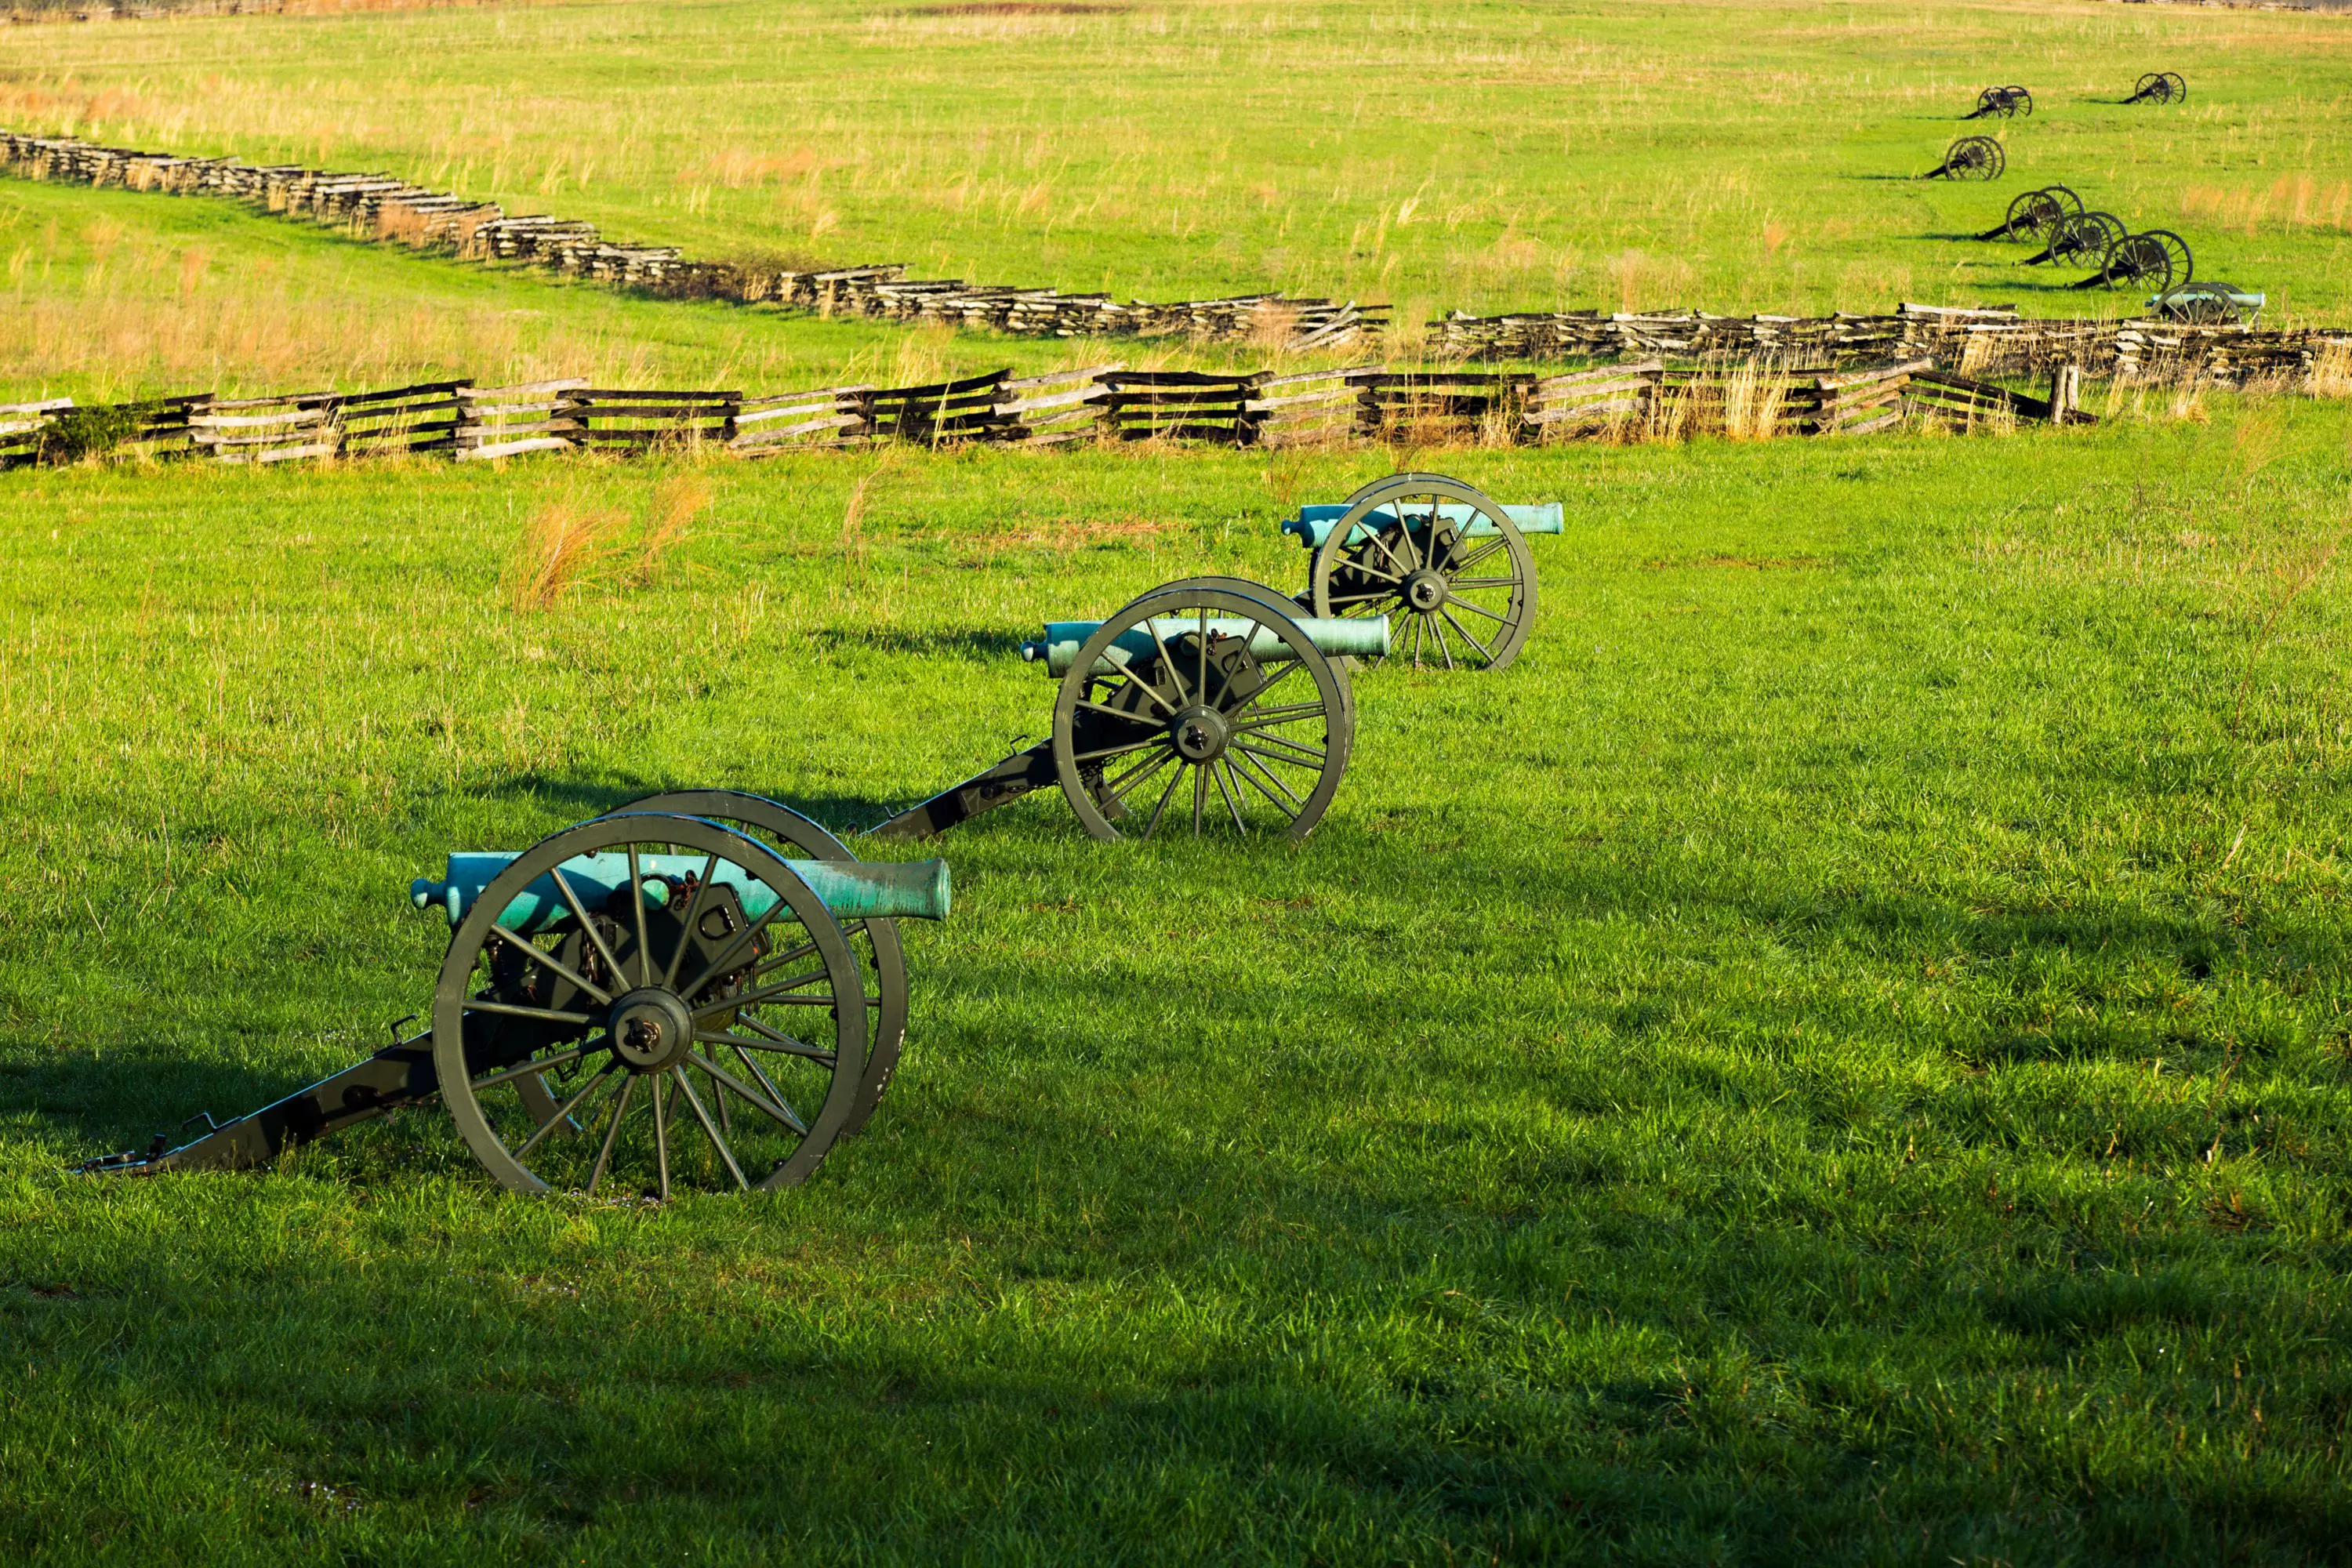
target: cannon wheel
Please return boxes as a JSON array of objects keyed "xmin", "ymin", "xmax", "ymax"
[
  {"xmin": 610, "ymin": 790, "xmax": 906, "ymax": 1140},
  {"xmin": 2103, "ymin": 233, "xmax": 2175, "ymax": 292},
  {"xmin": 1972, "ymin": 86, "xmax": 2004, "ymax": 118},
  {"xmin": 2050, "ymin": 210, "xmax": 2124, "ymax": 267},
  {"xmin": 2005, "ymin": 85, "xmax": 2034, "ymax": 118},
  {"xmin": 2163, "ymin": 72, "xmax": 2187, "ymax": 103},
  {"xmin": 2045, "ymin": 183, "xmax": 2084, "ymax": 216},
  {"xmin": 1052, "ymin": 585, "xmax": 1353, "ymax": 841},
  {"xmin": 2004, "ymin": 187, "xmax": 2063, "ymax": 240},
  {"xmin": 1307, "ymin": 474, "xmax": 1535, "ymax": 672},
  {"xmin": 2158, "ymin": 282, "xmax": 2249, "ymax": 325},
  {"xmin": 2133, "ymin": 72, "xmax": 2164, "ymax": 103},
  {"xmin": 2140, "ymin": 230, "xmax": 2193, "ymax": 288},
  {"xmin": 1945, "ymin": 136, "xmax": 2004, "ymax": 180},
  {"xmin": 433, "ymin": 812, "xmax": 866, "ymax": 1197}
]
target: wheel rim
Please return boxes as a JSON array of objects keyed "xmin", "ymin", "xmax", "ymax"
[
  {"xmin": 609, "ymin": 790, "xmax": 907, "ymax": 1139},
  {"xmin": 1052, "ymin": 586, "xmax": 1353, "ymax": 841},
  {"xmin": 1308, "ymin": 474, "xmax": 1536, "ymax": 672},
  {"xmin": 2142, "ymin": 230, "xmax": 2194, "ymax": 288},
  {"xmin": 431, "ymin": 813, "xmax": 866, "ymax": 1197}
]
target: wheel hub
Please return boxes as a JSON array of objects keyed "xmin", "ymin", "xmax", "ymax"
[
  {"xmin": 1167, "ymin": 705, "xmax": 1230, "ymax": 763},
  {"xmin": 1403, "ymin": 568, "xmax": 1451, "ymax": 613},
  {"xmin": 607, "ymin": 987, "xmax": 695, "ymax": 1073}
]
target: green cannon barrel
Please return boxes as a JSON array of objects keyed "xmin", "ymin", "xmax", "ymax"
[
  {"xmin": 1019, "ymin": 615, "xmax": 1390, "ymax": 677},
  {"xmin": 1281, "ymin": 501, "xmax": 1563, "ymax": 550},
  {"xmin": 412, "ymin": 851, "xmax": 951, "ymax": 936}
]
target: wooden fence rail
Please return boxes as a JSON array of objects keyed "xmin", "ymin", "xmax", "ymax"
[{"xmin": 0, "ymin": 359, "xmax": 2091, "ymax": 472}]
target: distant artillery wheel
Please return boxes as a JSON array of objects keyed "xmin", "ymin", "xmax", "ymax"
[
  {"xmin": 2163, "ymin": 73, "xmax": 2187, "ymax": 103},
  {"xmin": 433, "ymin": 812, "xmax": 868, "ymax": 1197},
  {"xmin": 2002, "ymin": 187, "xmax": 2067, "ymax": 240},
  {"xmin": 2102, "ymin": 230, "xmax": 2190, "ymax": 292},
  {"xmin": 2045, "ymin": 183, "xmax": 2084, "ymax": 217},
  {"xmin": 2153, "ymin": 281, "xmax": 2256, "ymax": 325},
  {"xmin": 612, "ymin": 790, "xmax": 906, "ymax": 1139},
  {"xmin": 2047, "ymin": 210, "xmax": 2125, "ymax": 268},
  {"xmin": 1937, "ymin": 136, "xmax": 2005, "ymax": 181},
  {"xmin": 1308, "ymin": 474, "xmax": 1536, "ymax": 673},
  {"xmin": 1051, "ymin": 585, "xmax": 1353, "ymax": 841},
  {"xmin": 2132, "ymin": 72, "xmax": 2168, "ymax": 103},
  {"xmin": 2003, "ymin": 85, "xmax": 2034, "ymax": 118},
  {"xmin": 1970, "ymin": 86, "xmax": 2007, "ymax": 118}
]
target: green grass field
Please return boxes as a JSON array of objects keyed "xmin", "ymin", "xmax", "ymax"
[
  {"xmin": 5, "ymin": 0, "xmax": 2352, "ymax": 1562},
  {"xmin": 4, "ymin": 412, "xmax": 2351, "ymax": 1561}
]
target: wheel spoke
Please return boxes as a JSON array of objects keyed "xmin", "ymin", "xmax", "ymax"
[
  {"xmin": 626, "ymin": 845, "xmax": 655, "ymax": 988},
  {"xmin": 746, "ymin": 937, "xmax": 822, "ymax": 982},
  {"xmin": 513, "ymin": 1063, "xmax": 621, "ymax": 1160},
  {"xmin": 1450, "ymin": 535, "xmax": 1508, "ymax": 573},
  {"xmin": 470, "ymin": 1043, "xmax": 593, "ymax": 1093},
  {"xmin": 1450, "ymin": 598, "xmax": 1513, "ymax": 625},
  {"xmin": 550, "ymin": 866, "xmax": 627, "ymax": 989},
  {"xmin": 651, "ymin": 1070, "xmax": 671, "ymax": 1200},
  {"xmin": 1073, "ymin": 699, "xmax": 1162, "ymax": 726},
  {"xmin": 695, "ymin": 966, "xmax": 833, "ymax": 1019},
  {"xmin": 1229, "ymin": 749, "xmax": 1305, "ymax": 816},
  {"xmin": 1140, "ymin": 617, "xmax": 1189, "ymax": 708},
  {"xmin": 685, "ymin": 1050, "xmax": 804, "ymax": 1137},
  {"xmin": 1226, "ymin": 656, "xmax": 1305, "ymax": 720},
  {"xmin": 586, "ymin": 1073, "xmax": 636, "ymax": 1196},
  {"xmin": 1073, "ymin": 734, "xmax": 1164, "ymax": 764},
  {"xmin": 1230, "ymin": 701, "xmax": 1327, "ymax": 735},
  {"xmin": 1432, "ymin": 616, "xmax": 1458, "ymax": 671},
  {"xmin": 730, "ymin": 1043, "xmax": 809, "ymax": 1135},
  {"xmin": 677, "ymin": 887, "xmax": 798, "ymax": 1002},
  {"xmin": 461, "ymin": 999, "xmax": 597, "ymax": 1029},
  {"xmin": 670, "ymin": 1067, "xmax": 749, "ymax": 1191},
  {"xmin": 1140, "ymin": 760, "xmax": 1185, "ymax": 840},
  {"xmin": 483, "ymin": 923, "xmax": 612, "ymax": 1007},
  {"xmin": 704, "ymin": 1023, "xmax": 837, "ymax": 1065},
  {"xmin": 1106, "ymin": 748, "xmax": 1178, "ymax": 808},
  {"xmin": 1441, "ymin": 606, "xmax": 1496, "ymax": 663},
  {"xmin": 1235, "ymin": 732, "xmax": 1326, "ymax": 767},
  {"xmin": 1213, "ymin": 759, "xmax": 1247, "ymax": 833},
  {"xmin": 661, "ymin": 852, "xmax": 722, "ymax": 989}
]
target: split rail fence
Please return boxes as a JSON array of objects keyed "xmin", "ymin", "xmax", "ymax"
[
  {"xmin": 0, "ymin": 131, "xmax": 1381, "ymax": 352},
  {"xmin": 0, "ymin": 360, "xmax": 2088, "ymax": 473}
]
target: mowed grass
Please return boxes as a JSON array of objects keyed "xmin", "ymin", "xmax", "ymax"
[
  {"xmin": 4, "ymin": 0, "xmax": 2352, "ymax": 327},
  {"xmin": 1, "ymin": 407, "xmax": 2349, "ymax": 1562}
]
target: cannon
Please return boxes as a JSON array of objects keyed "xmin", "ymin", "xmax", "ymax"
[
  {"xmin": 1965, "ymin": 85, "xmax": 2033, "ymax": 120},
  {"xmin": 869, "ymin": 577, "xmax": 1375, "ymax": 842},
  {"xmin": 80, "ymin": 803, "xmax": 951, "ymax": 1198},
  {"xmin": 1975, "ymin": 184, "xmax": 2081, "ymax": 242},
  {"xmin": 2074, "ymin": 230, "xmax": 2190, "ymax": 292},
  {"xmin": 2150, "ymin": 281, "xmax": 2262, "ymax": 325},
  {"xmin": 1922, "ymin": 136, "xmax": 2005, "ymax": 181},
  {"xmin": 2024, "ymin": 209, "xmax": 2125, "ymax": 268},
  {"xmin": 2127, "ymin": 72, "xmax": 2186, "ymax": 105},
  {"xmin": 1275, "ymin": 473, "xmax": 1551, "ymax": 673}
]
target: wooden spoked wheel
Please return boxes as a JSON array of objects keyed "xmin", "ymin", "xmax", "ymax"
[
  {"xmin": 611, "ymin": 790, "xmax": 906, "ymax": 1138},
  {"xmin": 1945, "ymin": 136, "xmax": 2005, "ymax": 180},
  {"xmin": 2049, "ymin": 211, "xmax": 2125, "ymax": 268},
  {"xmin": 2002, "ymin": 85, "xmax": 2033, "ymax": 117},
  {"xmin": 1143, "ymin": 575, "xmax": 1355, "ymax": 727},
  {"xmin": 2104, "ymin": 230, "xmax": 2190, "ymax": 292},
  {"xmin": 1051, "ymin": 586, "xmax": 1354, "ymax": 841},
  {"xmin": 1308, "ymin": 474, "xmax": 1535, "ymax": 673},
  {"xmin": 2164, "ymin": 73, "xmax": 2187, "ymax": 103},
  {"xmin": 432, "ymin": 813, "xmax": 866, "ymax": 1198},
  {"xmin": 2002, "ymin": 188, "xmax": 2065, "ymax": 241}
]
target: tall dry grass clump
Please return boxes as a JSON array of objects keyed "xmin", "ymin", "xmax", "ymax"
[
  {"xmin": 1719, "ymin": 359, "xmax": 1791, "ymax": 441},
  {"xmin": 623, "ymin": 475, "xmax": 709, "ymax": 590},
  {"xmin": 2307, "ymin": 342, "xmax": 2352, "ymax": 399},
  {"xmin": 510, "ymin": 494, "xmax": 624, "ymax": 612}
]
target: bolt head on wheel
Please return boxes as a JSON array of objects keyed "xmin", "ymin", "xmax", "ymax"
[
  {"xmin": 1169, "ymin": 705, "xmax": 1231, "ymax": 763},
  {"xmin": 1403, "ymin": 568, "xmax": 1451, "ymax": 612}
]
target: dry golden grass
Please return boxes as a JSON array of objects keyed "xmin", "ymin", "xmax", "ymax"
[
  {"xmin": 508, "ymin": 489, "xmax": 624, "ymax": 612},
  {"xmin": 622, "ymin": 474, "xmax": 708, "ymax": 590},
  {"xmin": 1718, "ymin": 360, "xmax": 1792, "ymax": 442},
  {"xmin": 2308, "ymin": 342, "xmax": 2352, "ymax": 399}
]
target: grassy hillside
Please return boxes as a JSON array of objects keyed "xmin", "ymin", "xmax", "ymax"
[
  {"xmin": 4, "ymin": 0, "xmax": 2352, "ymax": 325},
  {"xmin": 2, "ymin": 408, "xmax": 2349, "ymax": 1560}
]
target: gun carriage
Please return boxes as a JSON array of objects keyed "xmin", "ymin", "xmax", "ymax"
[
  {"xmin": 1976, "ymin": 185, "xmax": 2082, "ymax": 243},
  {"xmin": 1965, "ymin": 85, "xmax": 2033, "ymax": 120},
  {"xmin": 84, "ymin": 801, "xmax": 950, "ymax": 1197},
  {"xmin": 1923, "ymin": 136, "xmax": 2005, "ymax": 181}
]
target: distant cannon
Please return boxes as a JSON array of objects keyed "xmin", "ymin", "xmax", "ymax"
[
  {"xmin": 1975, "ymin": 184, "xmax": 2082, "ymax": 241},
  {"xmin": 2151, "ymin": 281, "xmax": 2261, "ymax": 325},
  {"xmin": 1275, "ymin": 473, "xmax": 1552, "ymax": 673},
  {"xmin": 1965, "ymin": 85, "xmax": 2033, "ymax": 120},
  {"xmin": 2023, "ymin": 209, "xmax": 2125, "ymax": 268},
  {"xmin": 869, "ymin": 579, "xmax": 1373, "ymax": 842},
  {"xmin": 2074, "ymin": 230, "xmax": 2192, "ymax": 292},
  {"xmin": 2126, "ymin": 72, "xmax": 2187, "ymax": 105},
  {"xmin": 1923, "ymin": 136, "xmax": 2005, "ymax": 181},
  {"xmin": 81, "ymin": 805, "xmax": 952, "ymax": 1197}
]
